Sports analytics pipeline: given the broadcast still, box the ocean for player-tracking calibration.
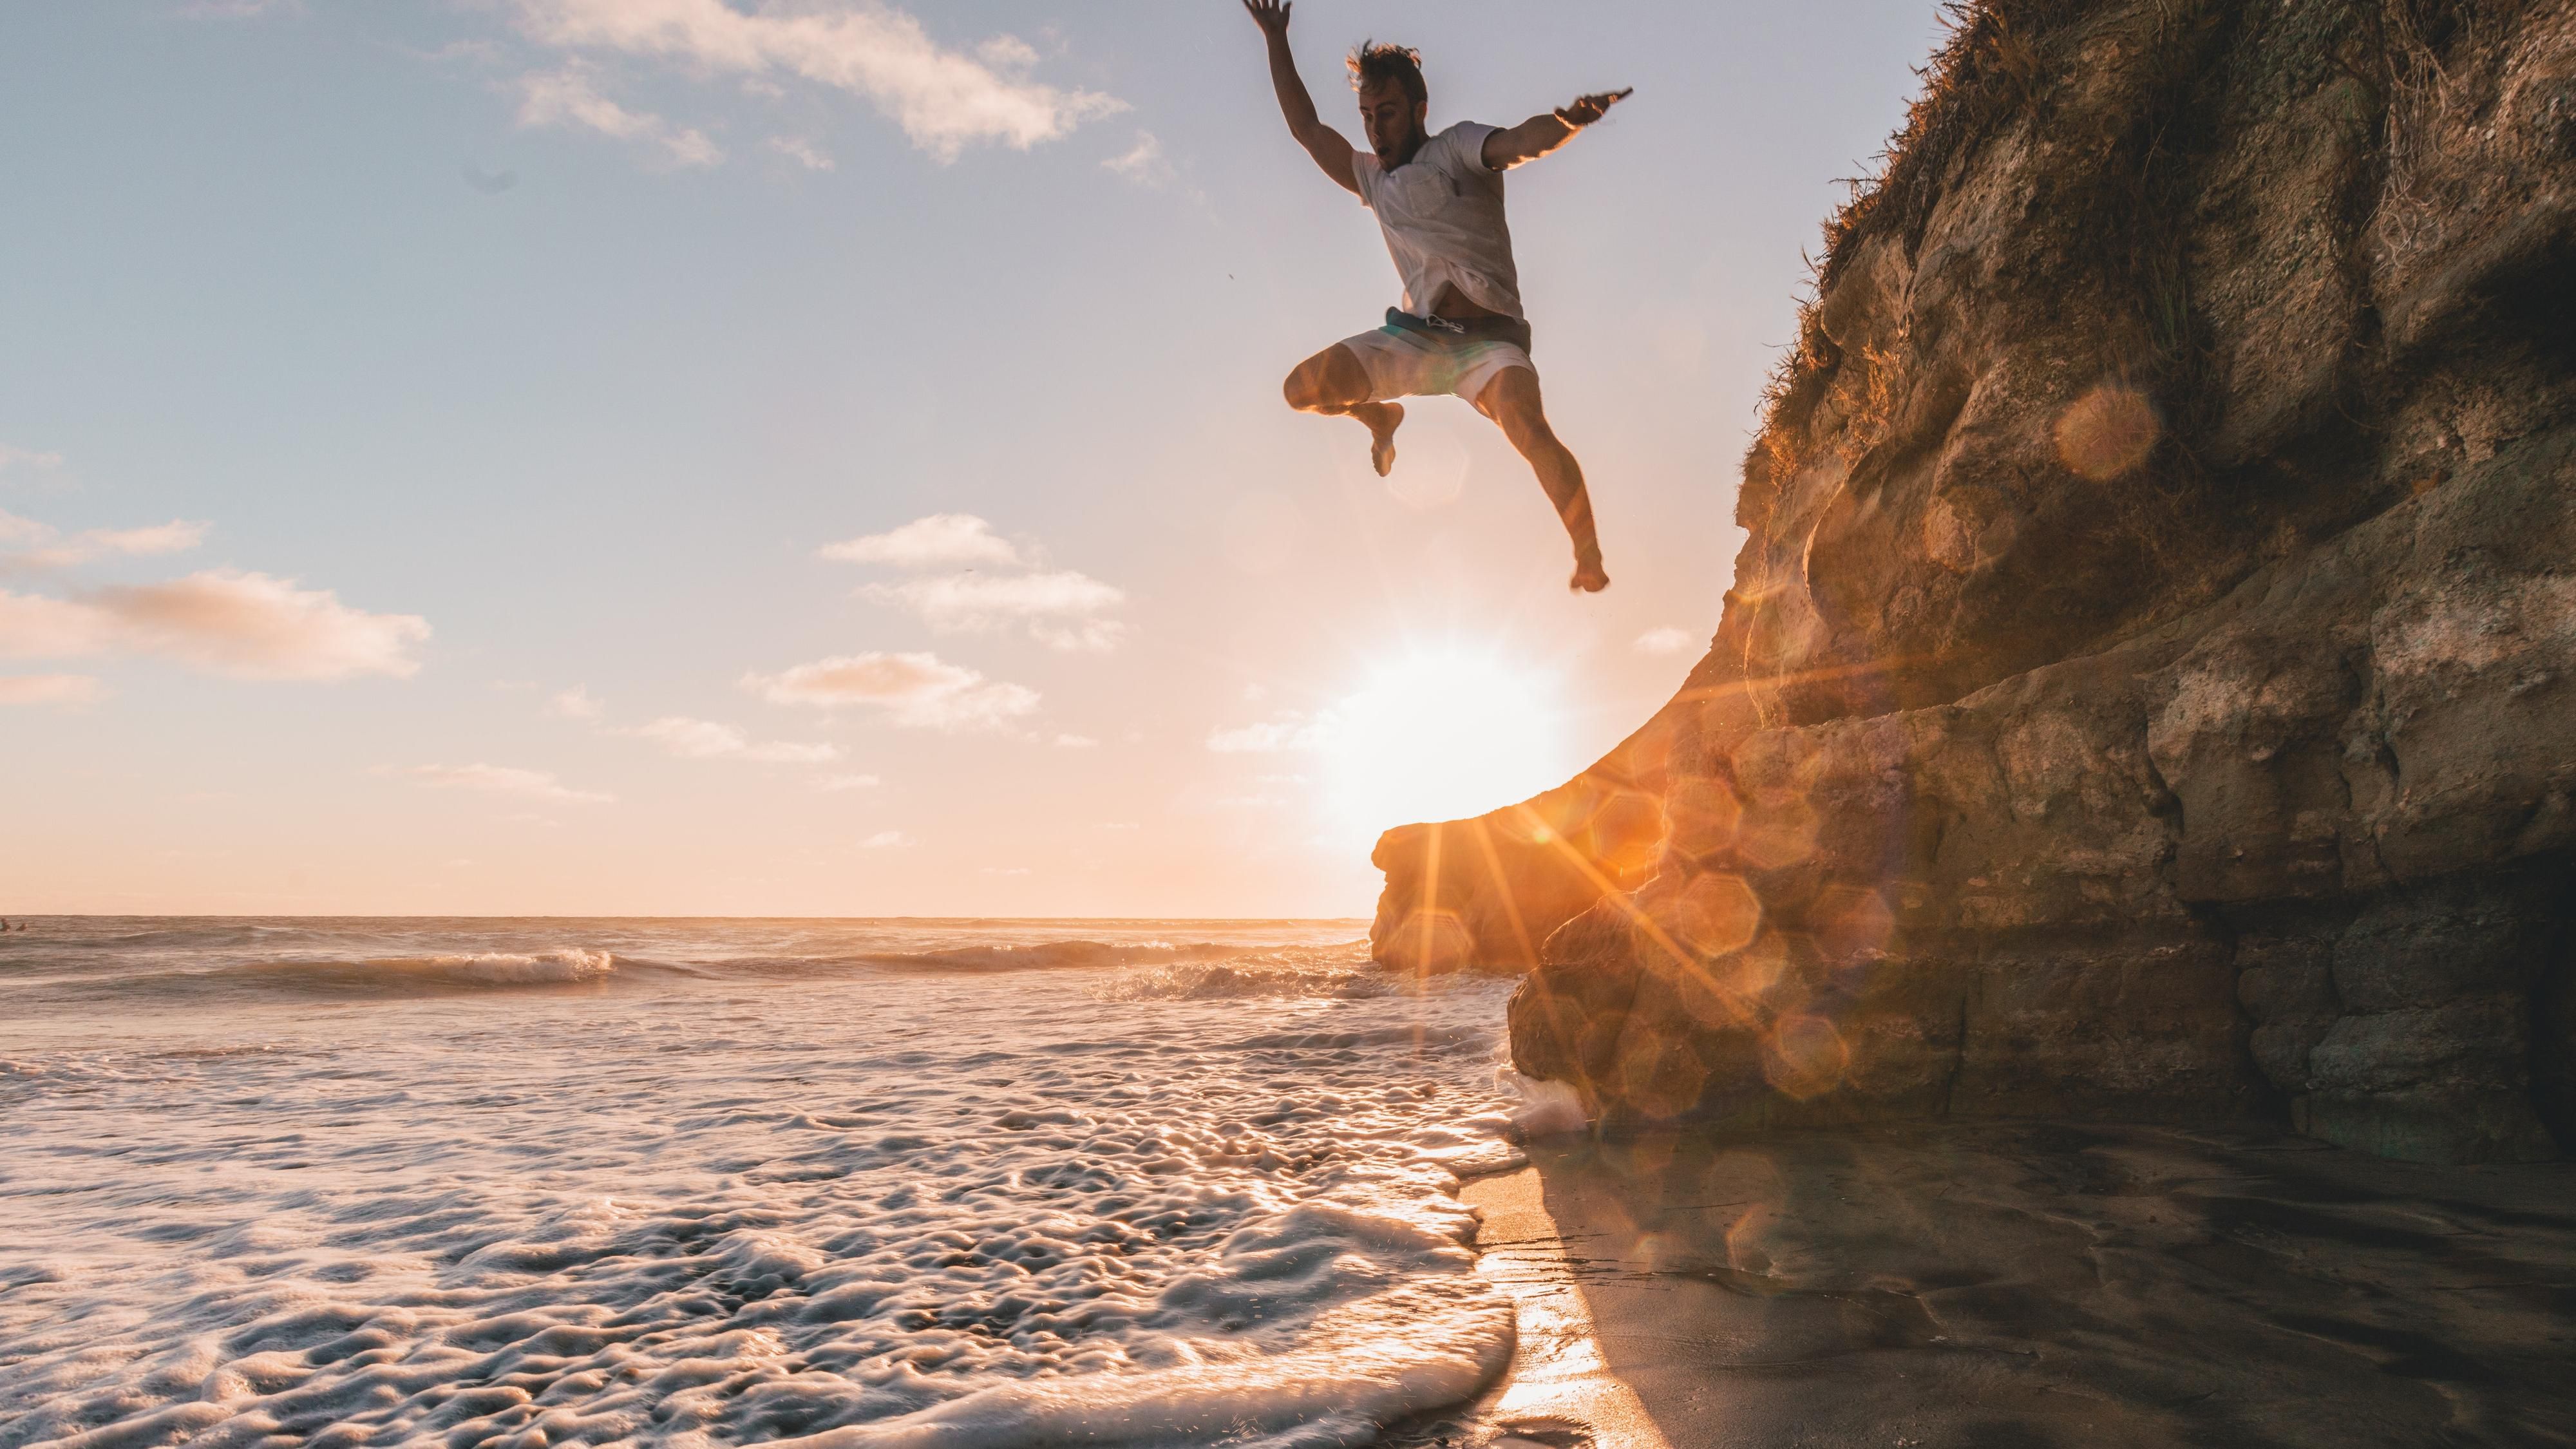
[0,918,1533,1448]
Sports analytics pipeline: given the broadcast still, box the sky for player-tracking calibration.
[0,0,1945,918]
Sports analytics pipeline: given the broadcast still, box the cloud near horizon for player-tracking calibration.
[1633,625,1700,656]
[509,0,1123,162]
[0,673,104,707]
[743,650,1037,731]
[545,685,604,720]
[0,569,429,680]
[828,515,1126,652]
[623,715,840,764]
[820,513,1020,568]
[2,509,209,570]
[389,762,614,804]
[1206,715,1327,754]
[858,569,1127,652]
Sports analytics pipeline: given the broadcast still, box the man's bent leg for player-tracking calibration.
[1476,366,1607,592]
[1283,344,1405,477]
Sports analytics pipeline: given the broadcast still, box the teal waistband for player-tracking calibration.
[1382,307,1533,354]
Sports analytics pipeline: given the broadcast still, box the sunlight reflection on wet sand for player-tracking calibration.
[1464,1169,1678,1449]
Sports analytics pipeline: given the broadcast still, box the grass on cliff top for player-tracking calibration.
[1755,0,2490,480]
[1754,0,2093,477]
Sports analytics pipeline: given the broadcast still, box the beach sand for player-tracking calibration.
[1416,1122,2576,1448]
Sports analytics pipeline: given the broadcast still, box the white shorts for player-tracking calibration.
[1336,324,1533,404]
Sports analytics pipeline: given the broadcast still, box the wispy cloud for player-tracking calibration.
[827,515,1127,651]
[859,829,911,849]
[2,511,209,571]
[0,674,104,707]
[768,135,835,170]
[178,0,303,18]
[816,772,881,791]
[0,446,66,476]
[0,569,429,679]
[743,650,1037,730]
[859,569,1126,652]
[1103,130,1171,186]
[390,762,614,804]
[625,715,839,763]
[821,513,1020,568]
[1207,715,1325,754]
[1052,734,1097,749]
[510,0,1123,161]
[545,685,604,720]
[421,39,506,65]
[79,521,208,558]
[518,66,721,166]
[1633,626,1699,656]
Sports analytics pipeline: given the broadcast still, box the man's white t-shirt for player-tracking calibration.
[1352,121,1524,321]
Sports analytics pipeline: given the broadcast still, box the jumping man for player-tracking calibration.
[1244,0,1628,592]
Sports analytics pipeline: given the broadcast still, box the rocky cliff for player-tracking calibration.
[1370,0,2576,1163]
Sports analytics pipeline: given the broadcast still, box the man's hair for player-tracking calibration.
[1347,41,1426,106]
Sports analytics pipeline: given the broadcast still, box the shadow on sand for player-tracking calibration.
[1405,1122,2576,1448]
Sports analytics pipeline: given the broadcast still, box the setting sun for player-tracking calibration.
[1320,647,1574,840]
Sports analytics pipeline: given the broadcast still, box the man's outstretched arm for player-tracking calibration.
[1242,0,1359,196]
[1481,88,1633,170]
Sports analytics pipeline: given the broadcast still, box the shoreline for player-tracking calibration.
[1417,1120,2576,1448]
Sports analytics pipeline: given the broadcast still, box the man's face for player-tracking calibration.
[1356,79,1426,166]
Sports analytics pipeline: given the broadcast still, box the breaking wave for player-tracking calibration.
[847,940,1270,974]
[0,920,1381,1005]
[1099,956,1399,1001]
[41,948,629,999]
[0,923,1520,1449]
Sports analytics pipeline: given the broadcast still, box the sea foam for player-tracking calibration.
[0,920,1516,1448]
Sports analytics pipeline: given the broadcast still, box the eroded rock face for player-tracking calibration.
[1372,0,2576,1163]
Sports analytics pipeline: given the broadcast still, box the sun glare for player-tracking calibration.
[1320,648,1573,840]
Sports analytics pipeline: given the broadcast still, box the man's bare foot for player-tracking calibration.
[1368,402,1404,477]
[1570,555,1609,592]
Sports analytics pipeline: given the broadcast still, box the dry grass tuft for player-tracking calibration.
[1747,0,2099,483]
[2371,0,2481,274]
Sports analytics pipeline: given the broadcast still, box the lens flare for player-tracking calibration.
[1385,907,1475,976]
[1663,775,1743,858]
[1761,1013,1850,1100]
[1662,871,1761,958]
[1815,884,1897,964]
[1734,794,1819,871]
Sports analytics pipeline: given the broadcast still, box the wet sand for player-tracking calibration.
[1417,1122,2576,1448]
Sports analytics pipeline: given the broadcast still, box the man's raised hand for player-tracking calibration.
[1242,0,1291,37]
[1554,88,1634,128]
[1486,86,1633,169]
[1247,0,1354,193]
